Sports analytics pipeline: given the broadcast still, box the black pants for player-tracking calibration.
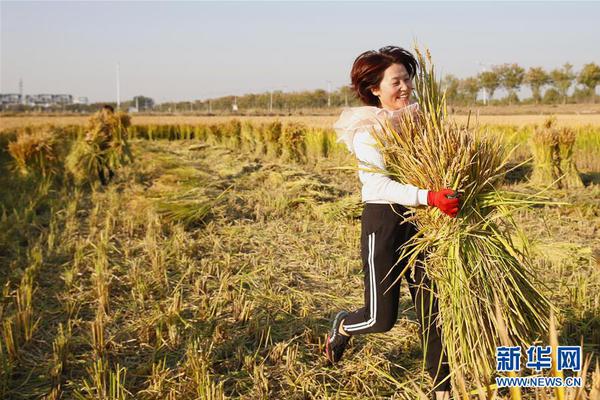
[342,203,450,392]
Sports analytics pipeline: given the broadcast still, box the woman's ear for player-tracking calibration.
[371,86,380,97]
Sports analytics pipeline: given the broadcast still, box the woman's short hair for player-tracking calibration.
[350,46,418,107]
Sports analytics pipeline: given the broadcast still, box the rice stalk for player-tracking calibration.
[370,46,554,395]
[590,360,600,399]
[75,359,131,400]
[49,322,72,391]
[549,310,565,400]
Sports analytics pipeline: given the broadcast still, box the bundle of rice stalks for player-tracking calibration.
[66,109,133,185]
[241,121,256,151]
[281,122,307,163]
[155,187,230,228]
[529,118,561,188]
[221,119,242,148]
[206,124,222,145]
[64,139,105,185]
[321,195,363,221]
[371,48,554,395]
[7,125,61,177]
[305,128,335,160]
[264,121,283,157]
[557,127,584,189]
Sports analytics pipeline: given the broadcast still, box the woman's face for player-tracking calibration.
[371,63,413,110]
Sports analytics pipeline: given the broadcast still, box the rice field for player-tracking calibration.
[2,112,600,130]
[0,115,599,399]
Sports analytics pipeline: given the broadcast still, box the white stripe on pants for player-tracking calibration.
[343,232,376,332]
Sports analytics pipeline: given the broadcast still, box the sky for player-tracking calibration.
[1,1,599,103]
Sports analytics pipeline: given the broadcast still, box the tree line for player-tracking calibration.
[3,62,599,114]
[445,62,600,105]
[180,61,600,111]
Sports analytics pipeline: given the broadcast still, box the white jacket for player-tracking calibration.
[333,105,429,206]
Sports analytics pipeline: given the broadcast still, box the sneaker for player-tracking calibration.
[324,311,351,364]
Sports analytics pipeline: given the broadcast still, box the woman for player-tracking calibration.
[325,46,460,399]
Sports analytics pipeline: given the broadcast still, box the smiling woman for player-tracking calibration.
[371,63,414,110]
[326,46,458,400]
[350,46,418,109]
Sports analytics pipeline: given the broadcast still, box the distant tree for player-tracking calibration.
[459,77,480,104]
[543,88,561,104]
[337,85,357,107]
[132,95,155,111]
[478,70,500,104]
[524,67,550,104]
[442,74,460,104]
[571,87,594,103]
[577,62,600,103]
[550,63,575,104]
[495,63,525,104]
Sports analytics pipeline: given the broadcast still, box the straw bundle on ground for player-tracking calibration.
[529,120,560,187]
[557,127,584,189]
[529,117,561,188]
[8,125,60,177]
[281,122,307,163]
[370,48,553,395]
[264,121,283,157]
[65,109,133,185]
[529,117,583,189]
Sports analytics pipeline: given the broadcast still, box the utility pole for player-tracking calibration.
[116,63,121,110]
[269,91,273,113]
[477,61,489,105]
[327,80,331,107]
[19,78,23,104]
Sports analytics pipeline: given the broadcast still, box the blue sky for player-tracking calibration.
[1,1,599,102]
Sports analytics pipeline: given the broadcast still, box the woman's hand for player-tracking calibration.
[427,189,461,218]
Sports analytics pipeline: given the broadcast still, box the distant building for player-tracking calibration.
[74,96,89,105]
[1,93,82,107]
[0,94,22,105]
[24,94,73,107]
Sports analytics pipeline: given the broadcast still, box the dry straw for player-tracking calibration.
[529,117,583,189]
[370,47,555,396]
[8,125,60,177]
[65,109,133,185]
[557,126,584,189]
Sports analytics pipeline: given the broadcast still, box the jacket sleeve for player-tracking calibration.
[353,130,429,206]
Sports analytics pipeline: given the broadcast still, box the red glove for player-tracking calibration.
[427,189,461,218]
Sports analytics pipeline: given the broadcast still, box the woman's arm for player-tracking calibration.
[353,130,429,206]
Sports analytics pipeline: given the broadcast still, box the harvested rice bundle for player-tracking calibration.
[8,125,60,177]
[221,119,242,148]
[529,117,561,188]
[264,120,283,157]
[66,107,133,185]
[281,122,307,163]
[557,126,584,188]
[371,48,553,394]
[156,187,229,228]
